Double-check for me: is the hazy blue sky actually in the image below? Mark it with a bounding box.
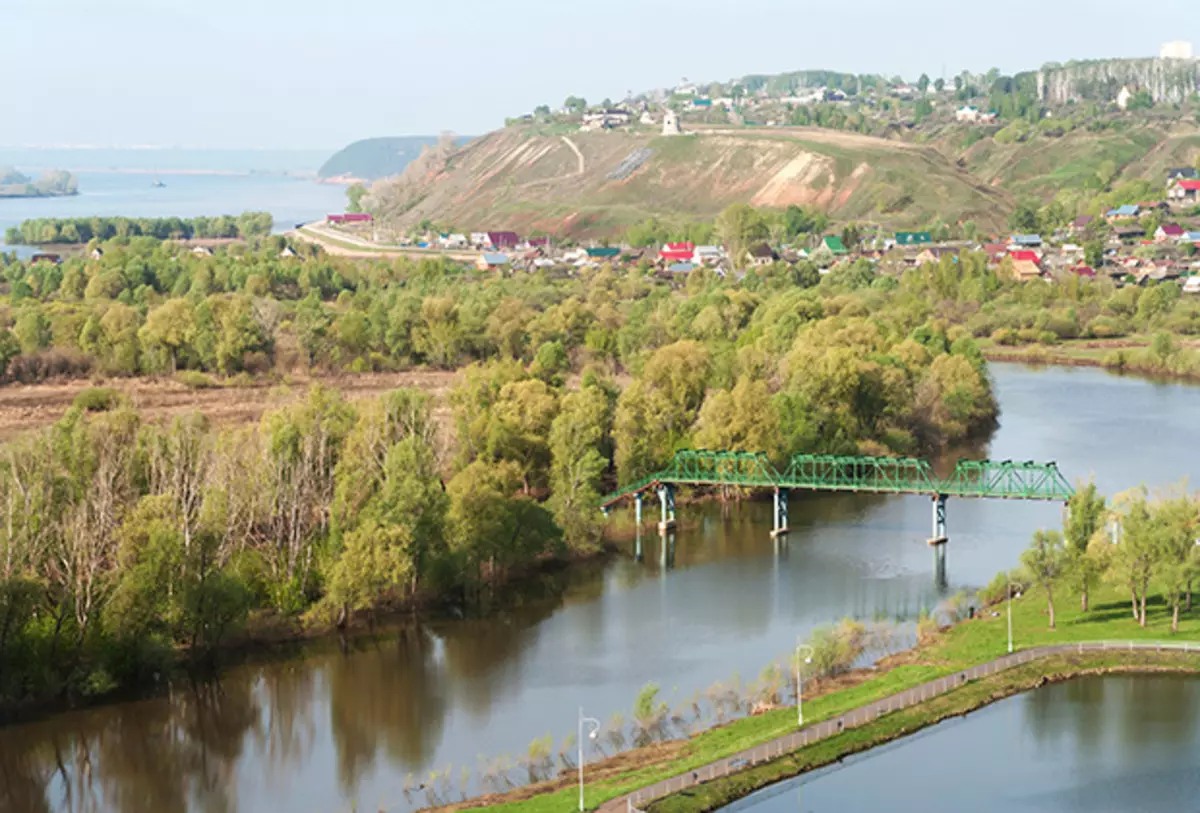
[3,0,1195,150]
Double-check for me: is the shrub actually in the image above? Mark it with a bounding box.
[1086,315,1130,338]
[7,349,94,383]
[1037,330,1059,345]
[1101,349,1128,370]
[991,328,1019,346]
[176,370,219,390]
[73,387,122,412]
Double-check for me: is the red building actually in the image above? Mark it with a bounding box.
[659,241,695,262]
[487,231,520,249]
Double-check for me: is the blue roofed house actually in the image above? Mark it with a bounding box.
[476,253,511,271]
[585,247,621,260]
[1010,234,1043,248]
[1106,204,1140,221]
[894,231,933,246]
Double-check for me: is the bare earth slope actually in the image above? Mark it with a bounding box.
[369,125,1013,237]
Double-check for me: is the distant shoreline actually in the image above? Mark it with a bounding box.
[0,190,79,200]
[48,168,319,179]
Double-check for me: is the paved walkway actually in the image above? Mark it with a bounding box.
[603,640,1200,812]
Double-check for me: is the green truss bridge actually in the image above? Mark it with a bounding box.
[600,450,1075,566]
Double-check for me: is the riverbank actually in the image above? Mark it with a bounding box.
[644,650,1200,813]
[981,334,1200,382]
[436,575,1200,813]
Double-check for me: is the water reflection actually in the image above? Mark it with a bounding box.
[726,676,1200,813]
[10,364,1200,812]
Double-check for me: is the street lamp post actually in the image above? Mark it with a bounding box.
[578,707,601,812]
[795,639,814,726]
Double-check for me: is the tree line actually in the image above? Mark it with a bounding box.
[6,212,273,245]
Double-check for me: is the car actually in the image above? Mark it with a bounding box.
[728,758,748,769]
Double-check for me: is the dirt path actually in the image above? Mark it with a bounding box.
[290,224,478,261]
[561,136,586,174]
[0,370,459,441]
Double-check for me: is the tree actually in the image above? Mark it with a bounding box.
[715,204,768,271]
[1106,490,1158,626]
[1153,495,1199,632]
[1064,481,1105,611]
[563,96,587,113]
[914,99,934,120]
[934,78,945,93]
[1084,240,1104,269]
[548,385,611,551]
[1009,200,1040,233]
[345,183,368,214]
[917,73,930,94]
[1020,530,1068,629]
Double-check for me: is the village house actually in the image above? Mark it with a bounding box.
[1009,234,1043,249]
[1111,226,1146,243]
[1008,249,1043,264]
[1010,259,1044,282]
[89,247,104,260]
[1168,168,1199,181]
[581,109,632,130]
[894,231,932,246]
[694,245,725,265]
[585,247,621,261]
[487,231,520,250]
[191,246,214,257]
[1155,224,1185,242]
[1168,179,1200,205]
[30,253,62,265]
[476,252,510,271]
[982,243,1009,263]
[439,233,468,248]
[1071,215,1095,234]
[914,246,959,265]
[469,232,490,247]
[1181,231,1200,245]
[1183,276,1200,295]
[659,241,695,263]
[746,243,778,266]
[1105,204,1140,221]
[821,236,848,255]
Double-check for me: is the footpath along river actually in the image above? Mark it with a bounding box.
[2,362,1199,813]
[718,675,1200,813]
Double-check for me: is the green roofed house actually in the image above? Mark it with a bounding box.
[894,231,932,246]
[822,235,848,255]
[586,247,621,259]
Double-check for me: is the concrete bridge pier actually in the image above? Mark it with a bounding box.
[634,492,643,526]
[770,487,790,538]
[657,483,676,533]
[634,527,644,562]
[928,494,948,587]
[660,531,676,571]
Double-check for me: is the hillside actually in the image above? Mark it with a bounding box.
[367,125,1013,237]
[318,136,451,182]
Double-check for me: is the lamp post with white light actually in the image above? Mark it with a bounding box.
[578,707,601,812]
[1008,580,1022,654]
[796,639,814,726]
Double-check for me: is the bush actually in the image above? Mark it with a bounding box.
[73,386,122,412]
[1102,349,1128,370]
[991,328,1019,346]
[1036,330,1059,345]
[7,349,94,383]
[1086,315,1130,339]
[176,370,219,390]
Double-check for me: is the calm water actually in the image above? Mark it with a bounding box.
[0,147,348,258]
[2,363,1199,813]
[721,675,1200,813]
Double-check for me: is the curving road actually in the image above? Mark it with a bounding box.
[608,640,1200,812]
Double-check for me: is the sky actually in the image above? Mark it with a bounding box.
[2,0,1196,151]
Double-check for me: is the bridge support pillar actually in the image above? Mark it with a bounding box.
[928,494,948,588]
[634,527,643,562]
[660,531,676,571]
[770,488,789,538]
[634,492,643,526]
[657,483,676,534]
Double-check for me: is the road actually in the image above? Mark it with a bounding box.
[290,223,479,261]
[606,640,1200,812]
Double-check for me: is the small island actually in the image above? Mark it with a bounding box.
[0,167,78,198]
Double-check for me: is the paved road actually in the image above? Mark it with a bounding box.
[603,640,1199,812]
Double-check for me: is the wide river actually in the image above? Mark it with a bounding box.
[721,675,1200,813]
[1,363,1197,813]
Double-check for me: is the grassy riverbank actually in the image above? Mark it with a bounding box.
[645,651,1200,813]
[442,578,1200,813]
[981,334,1200,382]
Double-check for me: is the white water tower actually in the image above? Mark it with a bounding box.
[1160,41,1194,59]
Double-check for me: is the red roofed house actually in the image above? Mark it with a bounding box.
[1070,265,1096,278]
[982,243,1008,263]
[1009,249,1042,263]
[487,231,521,249]
[1156,224,1186,242]
[1168,179,1200,205]
[659,241,696,262]
[327,213,373,224]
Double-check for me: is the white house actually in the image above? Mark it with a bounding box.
[469,232,490,247]
[1182,276,1200,294]
[1117,86,1133,110]
[956,106,980,122]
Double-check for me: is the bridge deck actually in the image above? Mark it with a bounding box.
[600,450,1074,507]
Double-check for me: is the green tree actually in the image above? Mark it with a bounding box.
[1154,495,1199,632]
[917,73,930,94]
[1020,529,1068,629]
[548,385,611,551]
[1064,480,1106,611]
[346,183,368,214]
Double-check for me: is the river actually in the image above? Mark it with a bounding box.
[719,675,1200,813]
[1,363,1198,813]
[0,147,348,259]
